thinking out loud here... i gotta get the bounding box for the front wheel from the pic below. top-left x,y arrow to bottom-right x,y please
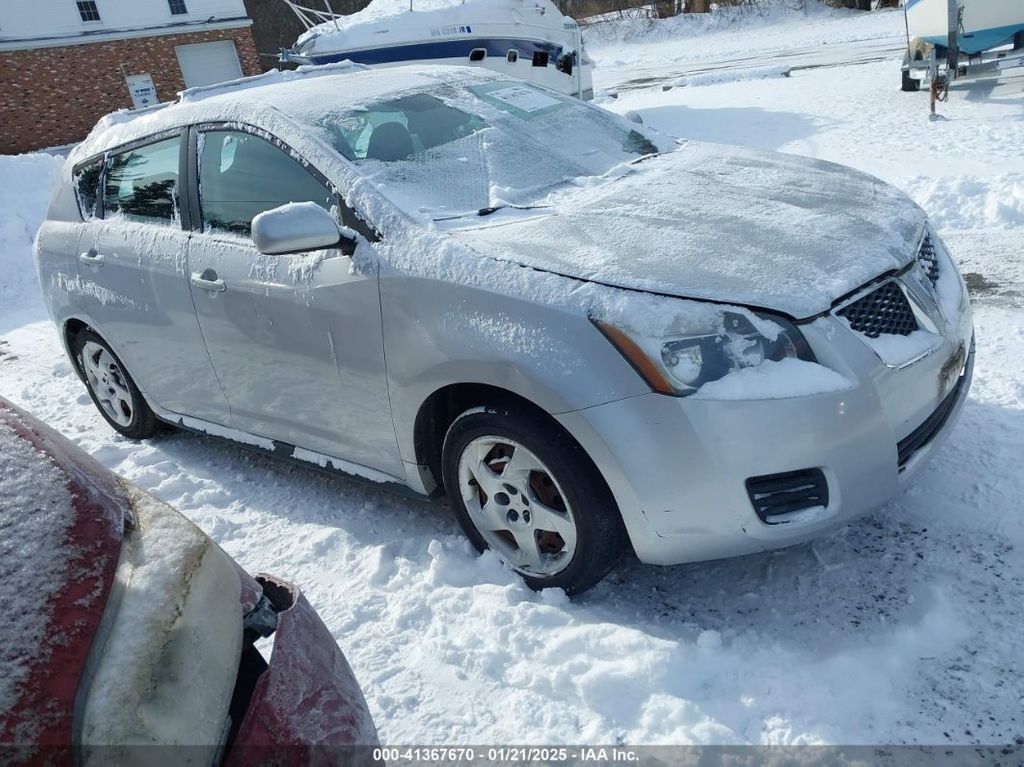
441,403 -> 625,595
73,328 -> 159,439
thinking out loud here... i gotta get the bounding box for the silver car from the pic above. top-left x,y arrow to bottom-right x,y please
36,64 -> 974,595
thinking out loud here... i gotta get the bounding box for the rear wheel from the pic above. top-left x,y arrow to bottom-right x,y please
441,403 -> 625,595
73,328 -> 159,439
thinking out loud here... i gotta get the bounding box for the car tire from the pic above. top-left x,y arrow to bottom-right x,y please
441,402 -> 626,595
73,328 -> 159,439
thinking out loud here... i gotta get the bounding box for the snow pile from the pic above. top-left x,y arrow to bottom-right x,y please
663,64 -> 792,89
904,174 -> 1024,231
582,1 -> 867,47
340,532 -> 975,744
0,153 -> 64,317
0,420 -> 75,728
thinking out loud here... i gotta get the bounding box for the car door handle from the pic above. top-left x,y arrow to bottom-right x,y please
79,250 -> 105,267
191,271 -> 226,292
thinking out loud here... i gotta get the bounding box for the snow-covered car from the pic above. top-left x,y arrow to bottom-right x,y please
0,397 -> 378,759
35,63 -> 974,596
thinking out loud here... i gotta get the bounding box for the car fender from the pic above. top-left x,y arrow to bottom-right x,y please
380,274 -> 650,469
225,575 -> 379,764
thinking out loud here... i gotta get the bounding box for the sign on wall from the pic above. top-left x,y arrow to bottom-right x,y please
125,74 -> 158,110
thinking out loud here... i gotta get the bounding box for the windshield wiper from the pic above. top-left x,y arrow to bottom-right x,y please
433,204 -> 552,223
628,152 -> 663,166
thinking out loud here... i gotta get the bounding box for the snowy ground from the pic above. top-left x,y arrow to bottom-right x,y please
2,7 -> 1024,747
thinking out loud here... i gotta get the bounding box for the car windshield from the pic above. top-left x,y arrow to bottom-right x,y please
311,81 -> 664,219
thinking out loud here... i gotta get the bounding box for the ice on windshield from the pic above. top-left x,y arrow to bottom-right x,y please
310,81 -> 663,218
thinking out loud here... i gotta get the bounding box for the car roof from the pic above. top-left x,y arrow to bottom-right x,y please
70,62 -> 500,165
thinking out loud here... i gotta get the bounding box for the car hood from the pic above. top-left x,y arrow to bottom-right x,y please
448,143 -> 925,319
0,399 -> 125,745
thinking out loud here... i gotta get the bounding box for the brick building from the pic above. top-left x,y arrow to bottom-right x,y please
0,0 -> 262,154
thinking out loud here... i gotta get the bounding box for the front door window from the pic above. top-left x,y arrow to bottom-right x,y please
198,131 -> 334,236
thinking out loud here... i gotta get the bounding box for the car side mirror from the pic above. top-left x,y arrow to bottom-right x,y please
251,202 -> 356,256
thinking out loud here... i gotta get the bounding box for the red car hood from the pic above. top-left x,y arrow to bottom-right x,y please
0,399 -> 125,748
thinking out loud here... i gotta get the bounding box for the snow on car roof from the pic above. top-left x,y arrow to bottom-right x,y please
70,63 -> 499,165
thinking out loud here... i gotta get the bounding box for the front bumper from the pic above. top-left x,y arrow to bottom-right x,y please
557,309 -> 975,567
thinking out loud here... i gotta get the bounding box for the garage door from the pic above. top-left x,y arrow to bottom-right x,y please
175,40 -> 243,89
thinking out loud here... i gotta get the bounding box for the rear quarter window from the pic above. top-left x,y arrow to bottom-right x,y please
73,160 -> 103,220
103,137 -> 182,225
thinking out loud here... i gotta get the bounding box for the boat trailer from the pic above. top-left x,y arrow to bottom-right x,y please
901,0 -> 1024,114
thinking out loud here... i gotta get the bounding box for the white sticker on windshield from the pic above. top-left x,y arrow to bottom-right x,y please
486,85 -> 561,113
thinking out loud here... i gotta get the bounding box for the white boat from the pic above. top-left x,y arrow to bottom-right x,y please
281,0 -> 595,100
905,0 -> 1024,55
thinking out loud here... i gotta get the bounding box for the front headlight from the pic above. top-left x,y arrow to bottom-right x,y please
593,306 -> 815,397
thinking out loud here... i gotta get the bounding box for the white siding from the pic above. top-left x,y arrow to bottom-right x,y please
0,0 -> 249,42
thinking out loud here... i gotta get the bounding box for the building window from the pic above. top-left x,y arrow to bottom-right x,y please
76,1 -> 101,22
168,0 -> 188,15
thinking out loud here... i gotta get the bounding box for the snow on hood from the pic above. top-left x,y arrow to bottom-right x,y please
0,421 -> 77,727
0,403 -> 124,744
296,0 -> 572,54
449,142 -> 926,319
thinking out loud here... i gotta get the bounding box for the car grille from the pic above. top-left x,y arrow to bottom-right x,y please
897,371 -> 966,472
917,233 -> 940,286
837,281 -> 919,339
745,469 -> 829,524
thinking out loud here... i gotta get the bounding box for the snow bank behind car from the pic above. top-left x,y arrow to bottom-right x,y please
0,153 -> 64,319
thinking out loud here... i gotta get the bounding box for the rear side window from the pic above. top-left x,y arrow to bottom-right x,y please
74,160 -> 102,220
104,137 -> 181,225
198,131 -> 334,236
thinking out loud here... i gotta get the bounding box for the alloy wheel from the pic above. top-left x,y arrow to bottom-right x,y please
457,436 -> 578,576
80,341 -> 134,428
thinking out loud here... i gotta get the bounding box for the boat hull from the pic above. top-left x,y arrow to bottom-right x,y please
292,0 -> 594,99
906,0 -> 1024,55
